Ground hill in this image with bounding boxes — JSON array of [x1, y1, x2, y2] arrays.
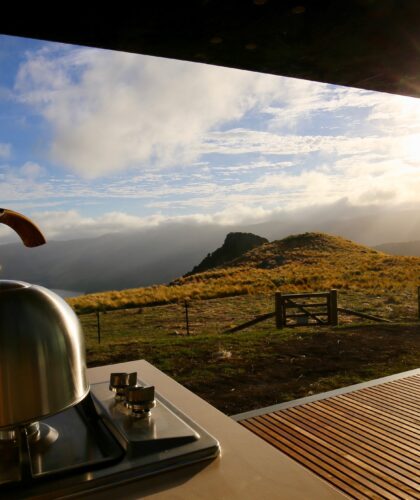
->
[[186, 232, 268, 275], [69, 232, 420, 313], [375, 240, 420, 257]]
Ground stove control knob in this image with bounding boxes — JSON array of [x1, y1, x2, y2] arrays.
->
[[125, 385, 156, 418], [109, 372, 137, 399]]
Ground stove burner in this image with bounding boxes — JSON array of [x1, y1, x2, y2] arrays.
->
[[109, 372, 137, 399], [0, 422, 41, 443], [0, 370, 220, 498], [0, 422, 58, 449], [0, 428, 18, 442]]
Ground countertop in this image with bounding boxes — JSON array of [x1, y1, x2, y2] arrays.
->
[[80, 360, 345, 500]]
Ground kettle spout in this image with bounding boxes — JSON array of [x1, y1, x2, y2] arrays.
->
[[0, 208, 46, 247]]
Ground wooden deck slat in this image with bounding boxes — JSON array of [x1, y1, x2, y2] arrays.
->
[[240, 373, 420, 500], [391, 376, 420, 389], [386, 382, 420, 399], [321, 398, 420, 445], [260, 414, 419, 498], [246, 416, 403, 500], [243, 418, 390, 500], [262, 415, 420, 496], [389, 377, 420, 389], [336, 395, 420, 432], [337, 393, 420, 435], [298, 401, 420, 463], [360, 382, 420, 409], [334, 393, 420, 433], [354, 385, 420, 413], [345, 391, 420, 425], [273, 409, 420, 487], [312, 400, 420, 454], [393, 380, 420, 394], [366, 386, 420, 411], [288, 405, 420, 476], [240, 419, 371, 499]]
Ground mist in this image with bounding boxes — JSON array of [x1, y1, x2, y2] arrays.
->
[[1, 201, 420, 292]]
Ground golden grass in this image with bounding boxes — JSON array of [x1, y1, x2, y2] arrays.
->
[[69, 232, 420, 314]]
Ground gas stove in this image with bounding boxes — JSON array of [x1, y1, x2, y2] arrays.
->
[[0, 369, 220, 498]]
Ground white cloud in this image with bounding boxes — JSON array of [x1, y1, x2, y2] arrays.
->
[[15, 46, 301, 178], [19, 161, 45, 179], [367, 95, 420, 134], [7, 41, 420, 230], [0, 162, 51, 200], [0, 143, 11, 158], [201, 128, 400, 157], [20, 205, 279, 241], [264, 84, 420, 136], [264, 85, 379, 129]]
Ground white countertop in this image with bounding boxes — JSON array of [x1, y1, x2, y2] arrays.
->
[[82, 360, 345, 500]]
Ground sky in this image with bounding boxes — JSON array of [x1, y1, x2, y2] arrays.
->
[[0, 34, 419, 243]]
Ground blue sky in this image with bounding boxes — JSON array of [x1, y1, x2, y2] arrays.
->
[[0, 34, 419, 242]]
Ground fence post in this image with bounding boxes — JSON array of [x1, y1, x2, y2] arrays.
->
[[418, 286, 420, 320], [96, 310, 101, 344], [330, 289, 338, 326], [184, 300, 190, 336], [275, 292, 284, 328]]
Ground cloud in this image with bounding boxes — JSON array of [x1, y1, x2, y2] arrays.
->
[[264, 84, 420, 136], [263, 85, 381, 130], [7, 40, 420, 232], [19, 161, 45, 179], [0, 162, 51, 200], [15, 46, 301, 178], [14, 205, 283, 241], [0, 143, 11, 158], [367, 94, 420, 134], [201, 128, 399, 157]]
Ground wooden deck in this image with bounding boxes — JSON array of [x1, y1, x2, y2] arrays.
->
[[237, 371, 420, 499]]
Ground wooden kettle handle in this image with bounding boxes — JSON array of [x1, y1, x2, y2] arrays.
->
[[0, 208, 46, 247]]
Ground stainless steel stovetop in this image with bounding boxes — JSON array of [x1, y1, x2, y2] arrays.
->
[[0, 371, 220, 498]]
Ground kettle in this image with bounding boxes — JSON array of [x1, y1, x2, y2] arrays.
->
[[0, 209, 89, 429]]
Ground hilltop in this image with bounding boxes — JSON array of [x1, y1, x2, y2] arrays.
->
[[186, 232, 268, 276], [223, 232, 372, 269], [69, 232, 420, 313]]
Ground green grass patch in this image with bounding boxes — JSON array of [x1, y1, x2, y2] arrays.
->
[[81, 291, 420, 415]]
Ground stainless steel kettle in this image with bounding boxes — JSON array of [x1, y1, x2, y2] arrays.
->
[[0, 210, 89, 429]]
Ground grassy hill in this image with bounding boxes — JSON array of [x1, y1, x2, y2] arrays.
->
[[74, 232, 420, 415], [69, 232, 420, 313]]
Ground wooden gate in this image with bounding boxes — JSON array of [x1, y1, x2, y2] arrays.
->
[[275, 290, 338, 328]]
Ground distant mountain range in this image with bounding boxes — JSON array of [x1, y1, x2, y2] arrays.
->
[[2, 208, 420, 293], [375, 240, 420, 257], [0, 224, 229, 293]]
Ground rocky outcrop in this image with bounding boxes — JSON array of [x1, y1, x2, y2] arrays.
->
[[187, 232, 268, 275]]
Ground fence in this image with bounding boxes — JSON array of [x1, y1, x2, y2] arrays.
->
[[275, 290, 338, 328], [79, 286, 420, 343]]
